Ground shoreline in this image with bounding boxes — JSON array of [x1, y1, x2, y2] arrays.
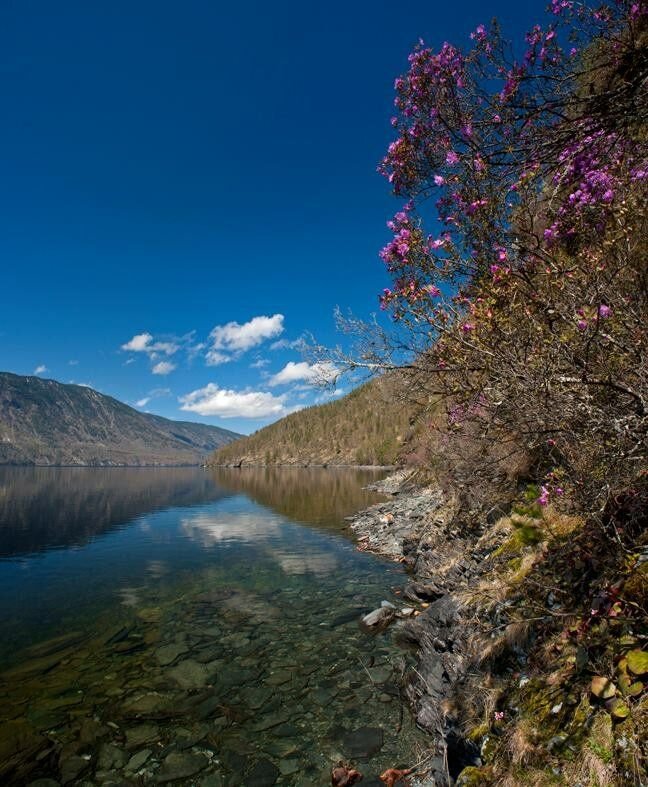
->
[[347, 471, 491, 785]]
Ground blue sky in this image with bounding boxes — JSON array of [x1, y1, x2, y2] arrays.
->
[[1, 0, 539, 434]]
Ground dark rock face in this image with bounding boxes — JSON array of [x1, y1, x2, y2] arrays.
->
[[0, 372, 241, 465]]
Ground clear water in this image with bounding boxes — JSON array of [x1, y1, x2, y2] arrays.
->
[[0, 467, 429, 785]]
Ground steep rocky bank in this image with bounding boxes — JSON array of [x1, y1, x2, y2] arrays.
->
[[347, 473, 647, 786]]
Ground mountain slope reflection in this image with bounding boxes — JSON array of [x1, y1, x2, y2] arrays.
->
[[0, 467, 232, 557]]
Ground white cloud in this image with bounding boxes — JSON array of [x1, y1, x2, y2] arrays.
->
[[268, 361, 339, 387], [33, 365, 47, 375], [205, 349, 232, 367], [152, 361, 176, 376], [209, 314, 284, 354], [68, 359, 79, 366], [270, 337, 304, 351], [179, 383, 290, 419], [250, 358, 270, 369], [121, 333, 179, 358], [121, 333, 153, 352], [135, 387, 171, 408]]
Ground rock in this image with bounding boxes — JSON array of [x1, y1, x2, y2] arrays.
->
[[246, 759, 279, 786], [342, 726, 384, 759], [368, 665, 393, 684], [200, 775, 224, 787], [168, 659, 210, 689], [403, 583, 444, 603], [155, 643, 189, 666], [59, 755, 91, 785], [0, 720, 49, 783], [156, 751, 209, 783], [125, 724, 160, 749], [278, 758, 300, 776], [97, 743, 127, 771], [361, 607, 395, 629], [122, 692, 178, 719], [126, 749, 152, 771]]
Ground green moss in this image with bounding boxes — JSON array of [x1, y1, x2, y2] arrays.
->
[[455, 765, 494, 786], [493, 525, 543, 557], [466, 721, 490, 741]]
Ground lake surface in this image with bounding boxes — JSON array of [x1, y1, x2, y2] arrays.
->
[[0, 467, 430, 785]]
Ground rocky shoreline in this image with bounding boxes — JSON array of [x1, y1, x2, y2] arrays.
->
[[347, 472, 501, 786]]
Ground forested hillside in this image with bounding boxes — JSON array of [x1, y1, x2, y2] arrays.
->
[[211, 377, 417, 466]]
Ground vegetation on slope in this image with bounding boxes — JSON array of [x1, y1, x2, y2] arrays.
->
[[211, 377, 416, 466], [328, 2, 647, 783]]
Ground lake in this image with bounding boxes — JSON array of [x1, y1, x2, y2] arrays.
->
[[0, 466, 429, 785]]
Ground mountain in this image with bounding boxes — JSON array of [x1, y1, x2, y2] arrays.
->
[[0, 372, 241, 466], [210, 376, 417, 467]]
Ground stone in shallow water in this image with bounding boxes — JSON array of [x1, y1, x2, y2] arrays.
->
[[155, 643, 188, 666], [368, 665, 393, 684], [59, 754, 91, 784], [239, 686, 273, 710], [0, 718, 47, 774], [251, 712, 291, 732], [278, 759, 300, 776], [97, 742, 127, 771], [126, 748, 151, 771], [246, 758, 279, 786], [125, 723, 160, 749], [265, 669, 293, 686], [342, 726, 384, 759], [122, 692, 179, 719], [168, 659, 210, 689], [200, 774, 224, 787], [155, 751, 209, 783]]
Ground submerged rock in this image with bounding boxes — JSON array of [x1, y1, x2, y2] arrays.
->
[[247, 758, 280, 785], [342, 726, 384, 759], [156, 751, 209, 783], [167, 659, 210, 689]]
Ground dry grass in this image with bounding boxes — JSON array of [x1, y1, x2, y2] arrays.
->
[[506, 720, 543, 767]]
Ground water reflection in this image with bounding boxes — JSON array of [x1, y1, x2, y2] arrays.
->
[[0, 466, 435, 785], [0, 466, 385, 558], [180, 511, 284, 546], [208, 465, 385, 529], [0, 467, 231, 557]]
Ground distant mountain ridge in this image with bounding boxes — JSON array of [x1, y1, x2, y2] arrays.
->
[[210, 377, 416, 467], [0, 372, 241, 466]]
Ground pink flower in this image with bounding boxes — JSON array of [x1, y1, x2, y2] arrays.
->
[[446, 150, 459, 166], [577, 319, 588, 331], [461, 322, 474, 333], [598, 304, 611, 318], [434, 174, 446, 186]]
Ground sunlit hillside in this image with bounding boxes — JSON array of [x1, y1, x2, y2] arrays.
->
[[210, 377, 417, 466]]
